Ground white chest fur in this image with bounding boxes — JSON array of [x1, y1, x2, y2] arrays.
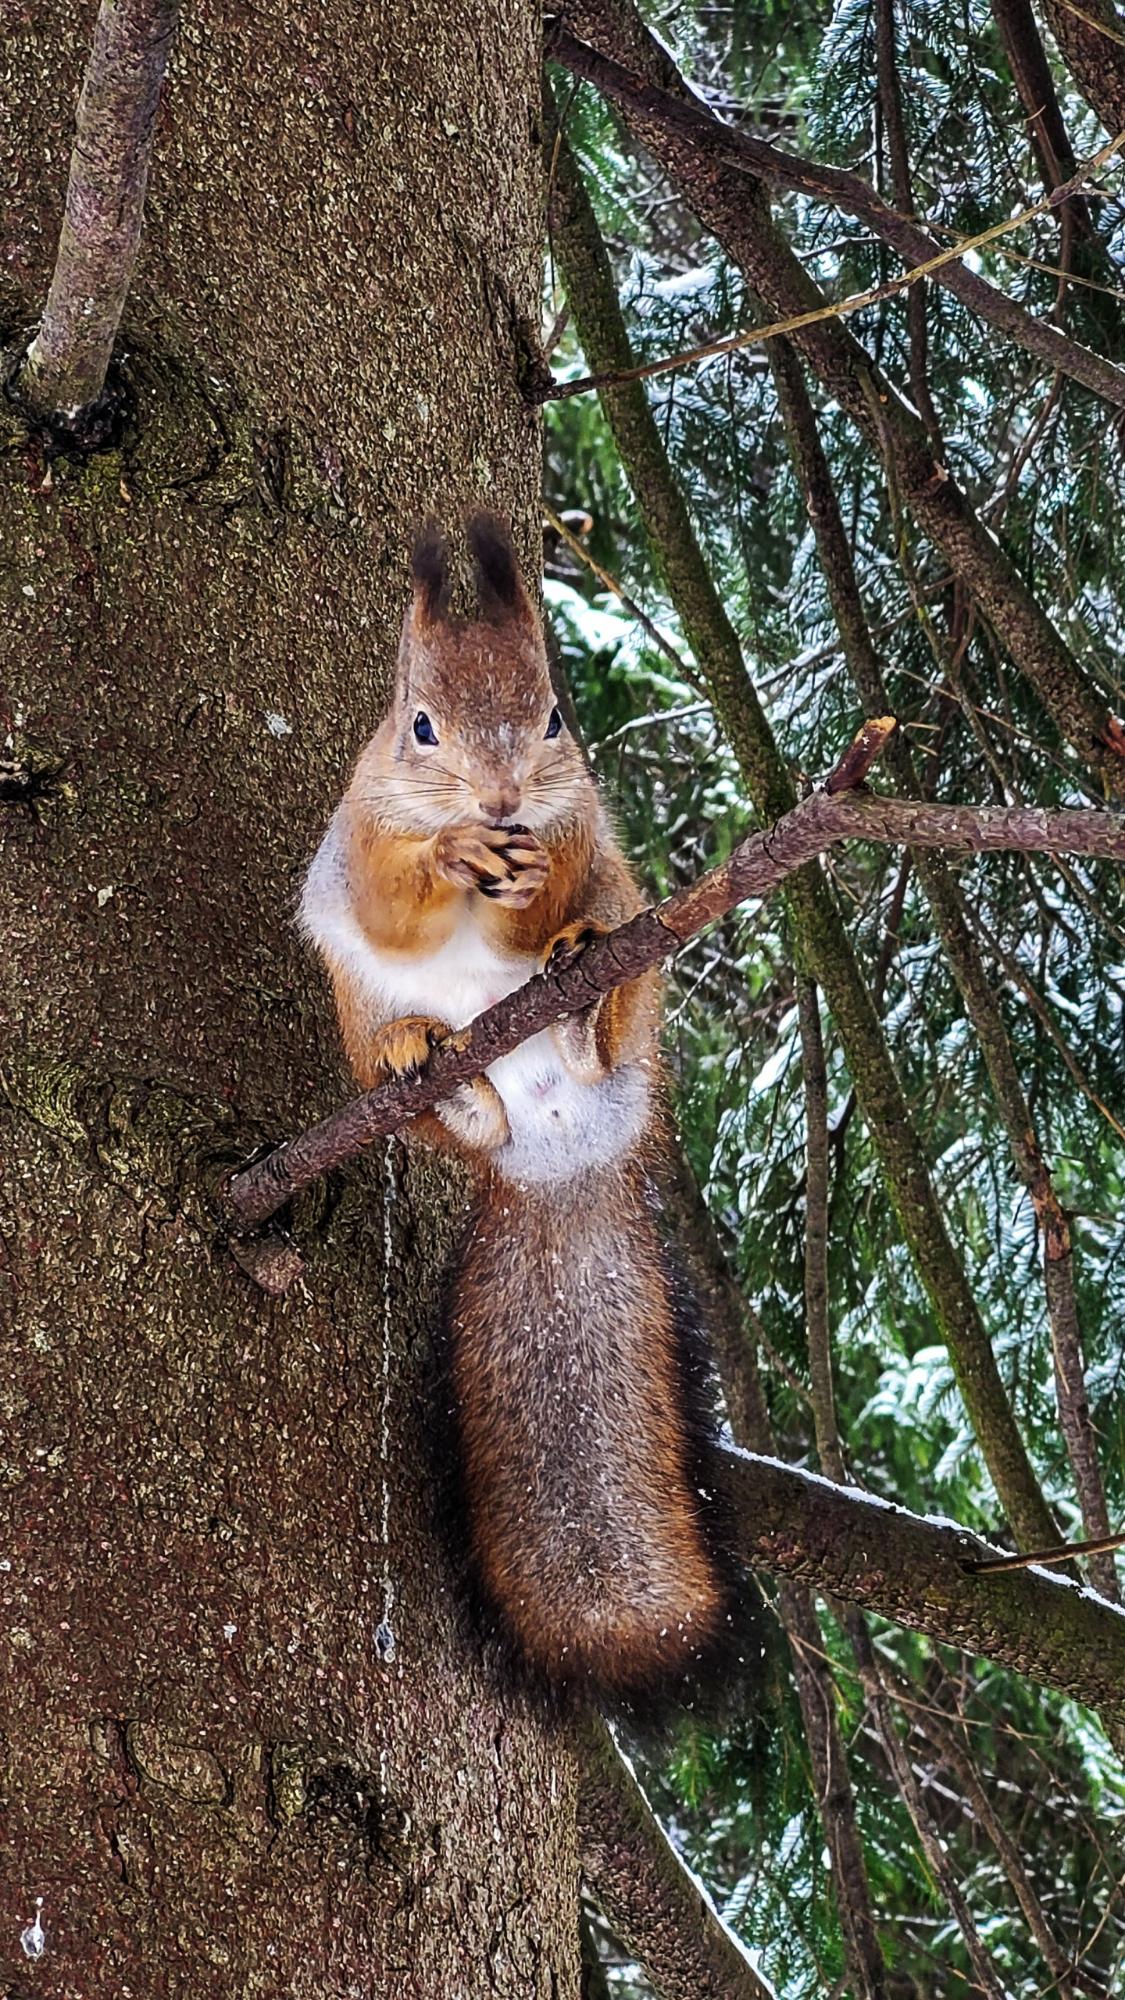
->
[[300, 811, 648, 1185]]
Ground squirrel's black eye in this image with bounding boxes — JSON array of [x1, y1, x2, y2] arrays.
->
[[544, 706, 563, 740], [413, 711, 438, 746]]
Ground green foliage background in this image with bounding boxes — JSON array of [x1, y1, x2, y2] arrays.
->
[[545, 1, 1125, 1989]]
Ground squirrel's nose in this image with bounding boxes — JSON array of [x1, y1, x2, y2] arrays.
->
[[479, 785, 521, 823]]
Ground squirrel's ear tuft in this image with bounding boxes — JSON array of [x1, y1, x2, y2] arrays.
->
[[468, 511, 529, 624], [411, 520, 451, 624]]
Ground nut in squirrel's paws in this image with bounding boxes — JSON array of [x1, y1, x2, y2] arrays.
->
[[367, 1015, 452, 1079], [436, 823, 549, 909], [542, 919, 611, 975]]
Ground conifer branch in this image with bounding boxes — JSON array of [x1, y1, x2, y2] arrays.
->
[[880, 1658, 1080, 1997], [547, 83, 1093, 1553], [15, 0, 180, 436], [770, 341, 1120, 1599], [546, 25, 1125, 416], [795, 981, 1025, 1992], [720, 1442, 1125, 1728], [549, 0, 1125, 804], [578, 1719, 780, 2000], [992, 0, 1099, 239]]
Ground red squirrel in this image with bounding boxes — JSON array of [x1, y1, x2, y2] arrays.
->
[[300, 513, 730, 1700]]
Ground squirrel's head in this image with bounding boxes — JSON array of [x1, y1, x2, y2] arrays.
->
[[357, 513, 590, 836]]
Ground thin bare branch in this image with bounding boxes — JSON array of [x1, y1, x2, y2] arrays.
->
[[882, 1661, 1080, 1998], [543, 502, 695, 680], [873, 0, 943, 438], [795, 970, 1017, 1993], [967, 1530, 1125, 1572], [15, 0, 180, 435], [992, 0, 1098, 233], [668, 1159, 891, 2000], [792, 950, 1093, 1991], [225, 759, 1125, 1237]]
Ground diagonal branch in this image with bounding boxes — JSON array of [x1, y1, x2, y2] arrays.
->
[[226, 747, 1125, 1234], [547, 26, 1125, 415], [992, 0, 1099, 231], [15, 0, 180, 436], [718, 1444, 1125, 1727], [577, 1717, 783, 2000]]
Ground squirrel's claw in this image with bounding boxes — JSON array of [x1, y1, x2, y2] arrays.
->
[[436, 822, 549, 907], [365, 1014, 452, 1080], [542, 919, 610, 976]]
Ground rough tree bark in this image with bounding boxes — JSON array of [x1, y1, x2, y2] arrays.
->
[[0, 4, 577, 1996], [1040, 0, 1125, 136]]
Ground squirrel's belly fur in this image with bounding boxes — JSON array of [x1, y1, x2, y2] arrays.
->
[[304, 813, 732, 1698], [451, 1167, 730, 1701], [301, 811, 650, 1183]]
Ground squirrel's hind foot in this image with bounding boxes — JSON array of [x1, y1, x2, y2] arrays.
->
[[360, 1014, 510, 1151], [438, 1075, 510, 1151]]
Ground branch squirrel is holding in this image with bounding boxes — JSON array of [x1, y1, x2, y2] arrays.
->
[[300, 513, 733, 1702]]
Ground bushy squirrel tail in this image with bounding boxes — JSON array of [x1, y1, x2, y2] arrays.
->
[[447, 1163, 735, 1706]]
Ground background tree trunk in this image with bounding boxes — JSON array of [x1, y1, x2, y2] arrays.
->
[[0, 5, 578, 1994]]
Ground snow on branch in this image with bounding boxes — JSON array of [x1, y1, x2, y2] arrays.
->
[[14, 0, 180, 437], [225, 716, 1125, 1242], [721, 1444, 1125, 1729], [578, 1716, 781, 2000]]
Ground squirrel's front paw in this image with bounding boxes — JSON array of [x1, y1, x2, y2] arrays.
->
[[541, 919, 611, 974], [366, 1014, 452, 1081], [435, 824, 549, 909]]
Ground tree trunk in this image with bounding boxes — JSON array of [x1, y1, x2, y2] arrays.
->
[[0, 5, 577, 1994]]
